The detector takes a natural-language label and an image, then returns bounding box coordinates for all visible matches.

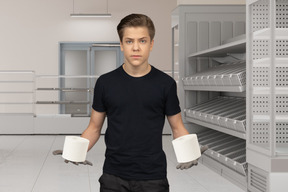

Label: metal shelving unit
[0,71,35,115]
[1,42,121,134]
[172,5,247,190]
[33,75,100,134]
[0,71,35,134]
[246,0,288,191]
[35,75,98,117]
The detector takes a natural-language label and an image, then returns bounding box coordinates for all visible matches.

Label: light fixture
[70,0,111,18]
[70,13,111,18]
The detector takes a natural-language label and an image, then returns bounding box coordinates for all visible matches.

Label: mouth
[131,55,141,58]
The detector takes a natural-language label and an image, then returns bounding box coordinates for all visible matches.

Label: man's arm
[52,109,105,166]
[167,112,189,139]
[167,112,208,169]
[81,109,106,151]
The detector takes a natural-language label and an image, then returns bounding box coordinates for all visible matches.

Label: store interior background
[2,1,288,192]
[0,0,245,135]
[0,0,245,75]
[1,1,262,192]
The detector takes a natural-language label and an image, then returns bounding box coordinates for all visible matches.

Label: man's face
[120,26,154,68]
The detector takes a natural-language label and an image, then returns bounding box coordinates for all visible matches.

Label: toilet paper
[62,136,89,162]
[172,134,201,163]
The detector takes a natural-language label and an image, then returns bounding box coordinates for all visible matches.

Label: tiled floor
[0,135,245,192]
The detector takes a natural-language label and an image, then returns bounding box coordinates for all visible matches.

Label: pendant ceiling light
[70,0,111,18]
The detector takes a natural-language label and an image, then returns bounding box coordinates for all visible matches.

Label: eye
[126,40,133,44]
[140,40,146,44]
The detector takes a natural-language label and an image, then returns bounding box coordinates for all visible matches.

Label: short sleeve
[165,81,181,116]
[92,77,106,112]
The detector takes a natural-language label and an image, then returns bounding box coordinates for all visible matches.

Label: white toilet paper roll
[62,136,89,162]
[172,134,201,163]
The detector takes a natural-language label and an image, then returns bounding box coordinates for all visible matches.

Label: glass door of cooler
[91,44,123,85]
[61,48,89,115]
[59,42,123,116]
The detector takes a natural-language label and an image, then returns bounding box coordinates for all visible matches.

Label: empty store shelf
[197,129,247,176]
[183,61,246,92]
[185,96,246,138]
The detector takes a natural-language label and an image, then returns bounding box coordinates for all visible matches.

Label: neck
[123,63,151,77]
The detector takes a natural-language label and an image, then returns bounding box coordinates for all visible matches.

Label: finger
[81,160,93,166]
[195,145,209,162]
[183,162,194,169]
[192,160,198,166]
[176,162,191,170]
[176,163,186,169]
[72,162,79,166]
[179,164,186,170]
[86,160,93,166]
[64,159,80,166]
[200,145,208,154]
[52,150,63,155]
[177,159,199,170]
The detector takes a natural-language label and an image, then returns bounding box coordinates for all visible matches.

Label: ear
[150,39,154,51]
[120,41,124,51]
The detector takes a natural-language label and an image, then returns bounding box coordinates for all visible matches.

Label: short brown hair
[117,13,155,42]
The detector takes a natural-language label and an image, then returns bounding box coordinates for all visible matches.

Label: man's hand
[52,150,93,166]
[176,145,208,170]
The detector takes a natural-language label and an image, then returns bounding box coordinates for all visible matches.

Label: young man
[56,13,205,192]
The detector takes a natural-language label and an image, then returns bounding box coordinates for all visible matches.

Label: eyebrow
[124,37,148,40]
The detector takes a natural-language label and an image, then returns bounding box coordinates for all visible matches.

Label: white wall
[0,0,177,75]
[177,0,245,5]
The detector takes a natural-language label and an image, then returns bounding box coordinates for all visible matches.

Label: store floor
[0,135,244,192]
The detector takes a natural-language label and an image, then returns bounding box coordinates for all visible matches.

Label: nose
[132,42,140,51]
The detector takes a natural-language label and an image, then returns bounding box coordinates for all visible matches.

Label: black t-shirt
[92,65,181,180]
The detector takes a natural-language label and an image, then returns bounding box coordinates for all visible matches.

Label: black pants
[99,173,169,192]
